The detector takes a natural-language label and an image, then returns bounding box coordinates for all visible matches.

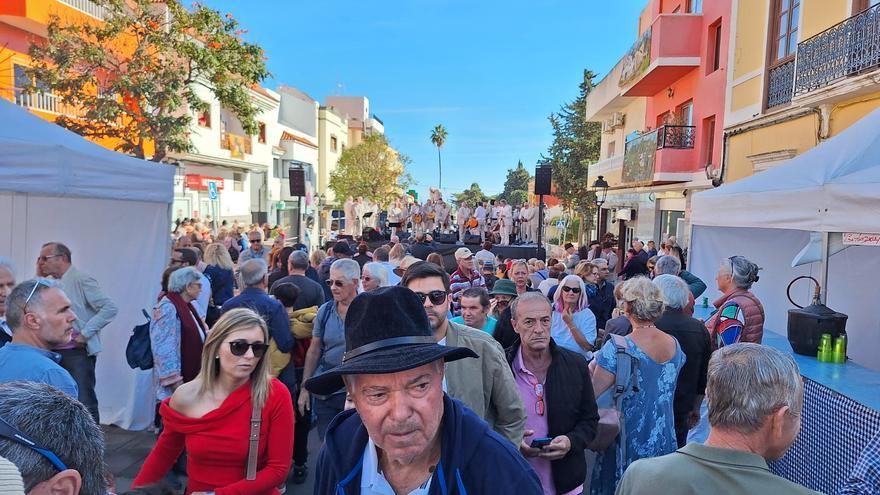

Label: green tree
[452,183,486,207]
[430,124,448,189]
[330,134,412,208]
[499,160,532,203]
[543,69,602,244]
[24,0,269,162]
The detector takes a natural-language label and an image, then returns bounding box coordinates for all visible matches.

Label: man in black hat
[401,262,525,446]
[305,286,542,495]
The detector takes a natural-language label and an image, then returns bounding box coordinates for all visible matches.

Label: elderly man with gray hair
[0,256,16,347]
[653,254,707,299]
[653,274,712,447]
[270,250,326,311]
[0,381,107,495]
[222,259,295,381]
[617,343,820,494]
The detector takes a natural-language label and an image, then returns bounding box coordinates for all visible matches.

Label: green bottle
[832,335,847,364]
[817,333,833,363]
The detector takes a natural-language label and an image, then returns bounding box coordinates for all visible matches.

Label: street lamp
[592,175,610,239]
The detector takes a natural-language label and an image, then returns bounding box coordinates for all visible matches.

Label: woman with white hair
[551,274,597,359]
[705,255,765,348]
[150,267,207,401]
[360,262,389,292]
[589,276,684,495]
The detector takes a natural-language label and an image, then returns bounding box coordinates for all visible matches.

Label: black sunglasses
[0,416,68,471]
[561,286,582,294]
[326,279,348,288]
[250,238,262,243]
[413,290,448,305]
[229,340,269,358]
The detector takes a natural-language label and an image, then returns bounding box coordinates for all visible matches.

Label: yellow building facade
[725,0,880,182]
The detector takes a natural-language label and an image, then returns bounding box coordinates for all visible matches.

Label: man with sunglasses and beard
[401,261,526,446]
[299,258,361,440]
[0,279,79,398]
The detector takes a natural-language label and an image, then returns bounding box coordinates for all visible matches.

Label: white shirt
[0,318,11,338]
[361,436,433,495]
[474,206,486,222]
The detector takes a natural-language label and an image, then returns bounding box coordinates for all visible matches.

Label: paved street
[106,425,318,494]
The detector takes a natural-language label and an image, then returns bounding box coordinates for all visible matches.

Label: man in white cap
[449,248,485,317]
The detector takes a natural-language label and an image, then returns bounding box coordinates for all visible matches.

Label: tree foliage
[330,134,412,208]
[498,160,532,206]
[452,182,487,207]
[25,0,269,162]
[542,69,603,241]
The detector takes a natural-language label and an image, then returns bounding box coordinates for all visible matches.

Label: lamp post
[592,175,610,240]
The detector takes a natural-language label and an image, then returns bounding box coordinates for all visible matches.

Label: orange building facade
[585,0,731,249]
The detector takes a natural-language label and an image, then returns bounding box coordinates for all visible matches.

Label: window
[607,141,616,159]
[13,65,28,104]
[233,172,244,192]
[657,111,672,127]
[330,135,338,152]
[257,122,266,144]
[708,20,723,73]
[689,0,702,13]
[771,0,800,62]
[703,115,716,165]
[677,100,694,126]
[853,0,880,14]
[198,108,211,128]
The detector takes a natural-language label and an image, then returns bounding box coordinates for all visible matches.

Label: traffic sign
[208,181,218,200]
[555,219,566,230]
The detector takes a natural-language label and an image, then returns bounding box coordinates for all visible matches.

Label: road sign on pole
[208,181,218,200]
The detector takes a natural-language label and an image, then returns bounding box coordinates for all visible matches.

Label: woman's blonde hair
[204,242,234,270]
[619,276,665,323]
[388,243,406,262]
[198,308,272,409]
[310,249,327,268]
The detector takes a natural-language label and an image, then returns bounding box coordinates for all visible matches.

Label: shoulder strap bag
[246,400,263,480]
[587,334,638,454]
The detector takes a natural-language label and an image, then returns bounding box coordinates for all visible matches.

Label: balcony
[767,59,796,108]
[57,0,104,19]
[622,125,697,184]
[619,14,703,97]
[585,57,637,122]
[793,3,880,98]
[14,90,83,117]
[221,132,253,158]
[0,0,104,35]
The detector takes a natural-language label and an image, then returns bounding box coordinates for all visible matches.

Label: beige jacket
[445,321,526,445]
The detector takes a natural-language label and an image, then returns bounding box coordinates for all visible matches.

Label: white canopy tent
[690,107,880,371]
[0,98,174,428]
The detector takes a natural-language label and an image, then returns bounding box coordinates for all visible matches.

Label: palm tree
[430,124,448,189]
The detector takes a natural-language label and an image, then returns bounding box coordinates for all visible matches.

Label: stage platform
[358,238,545,273]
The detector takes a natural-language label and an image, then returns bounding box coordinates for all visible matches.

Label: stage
[356,238,545,273]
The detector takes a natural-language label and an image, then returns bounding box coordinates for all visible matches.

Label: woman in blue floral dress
[589,277,685,495]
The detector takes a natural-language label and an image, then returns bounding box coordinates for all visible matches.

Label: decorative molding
[747,149,797,172]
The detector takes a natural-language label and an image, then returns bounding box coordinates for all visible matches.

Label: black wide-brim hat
[304,286,478,396]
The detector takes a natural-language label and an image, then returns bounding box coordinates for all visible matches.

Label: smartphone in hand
[529,437,553,449]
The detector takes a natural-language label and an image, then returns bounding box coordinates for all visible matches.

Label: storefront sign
[185,174,225,191]
[842,232,880,246]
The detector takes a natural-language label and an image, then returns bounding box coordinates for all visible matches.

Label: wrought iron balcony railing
[767,59,796,108]
[794,3,880,96]
[656,125,696,150]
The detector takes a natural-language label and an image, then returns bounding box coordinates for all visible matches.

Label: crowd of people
[0,221,879,495]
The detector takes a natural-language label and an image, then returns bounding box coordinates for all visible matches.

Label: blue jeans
[313,393,346,441]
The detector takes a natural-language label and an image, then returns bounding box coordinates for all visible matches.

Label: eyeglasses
[413,290,448,306]
[250,238,262,243]
[362,276,373,282]
[561,285,582,294]
[533,383,545,416]
[228,340,269,358]
[36,254,62,263]
[0,416,68,471]
[326,279,349,288]
[23,279,52,310]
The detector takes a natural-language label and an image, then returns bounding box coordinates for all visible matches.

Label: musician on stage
[423,199,436,233]
[520,202,536,244]
[388,198,406,237]
[474,200,488,242]
[498,199,512,246]
[410,200,424,236]
[457,201,472,243]
[436,199,452,233]
[343,197,356,235]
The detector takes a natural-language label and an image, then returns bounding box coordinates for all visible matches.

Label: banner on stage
[842,232,880,246]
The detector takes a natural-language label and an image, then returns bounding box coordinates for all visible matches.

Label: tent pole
[819,232,830,304]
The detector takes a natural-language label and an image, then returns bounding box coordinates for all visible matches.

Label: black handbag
[125,309,153,370]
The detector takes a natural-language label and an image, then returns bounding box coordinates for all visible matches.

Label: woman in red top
[133,308,294,495]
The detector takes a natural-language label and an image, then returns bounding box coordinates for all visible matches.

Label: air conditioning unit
[602,119,614,133]
[611,112,626,128]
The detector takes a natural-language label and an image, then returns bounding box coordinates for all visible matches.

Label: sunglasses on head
[0,417,68,472]
[561,286,582,294]
[23,279,52,310]
[413,290,448,306]
[326,279,348,288]
[228,340,269,358]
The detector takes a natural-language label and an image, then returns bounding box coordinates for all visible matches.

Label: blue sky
[205,1,646,199]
